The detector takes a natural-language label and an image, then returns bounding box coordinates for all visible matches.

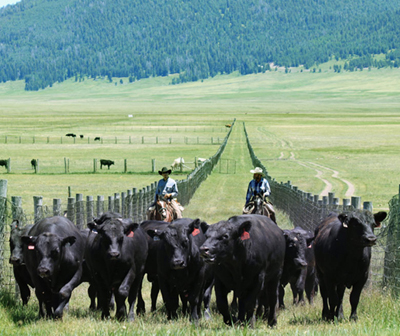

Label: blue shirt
[246,177,271,204]
[155,177,178,202]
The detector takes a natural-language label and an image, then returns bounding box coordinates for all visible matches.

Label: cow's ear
[374,211,387,228]
[200,221,210,233]
[237,221,252,241]
[188,219,201,236]
[338,214,349,228]
[62,236,76,247]
[87,221,97,231]
[125,222,139,235]
[147,229,163,240]
[303,230,315,244]
[21,235,37,246]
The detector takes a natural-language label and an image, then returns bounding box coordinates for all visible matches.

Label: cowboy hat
[158,167,172,175]
[250,167,263,174]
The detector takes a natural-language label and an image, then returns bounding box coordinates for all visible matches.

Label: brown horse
[147,198,175,222]
[243,194,277,224]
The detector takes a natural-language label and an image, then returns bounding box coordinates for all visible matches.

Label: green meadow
[1,68,400,334]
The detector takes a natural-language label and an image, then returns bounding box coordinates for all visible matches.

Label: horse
[147,197,175,222]
[243,194,277,224]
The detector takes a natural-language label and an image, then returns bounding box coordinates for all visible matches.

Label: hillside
[1,0,400,90]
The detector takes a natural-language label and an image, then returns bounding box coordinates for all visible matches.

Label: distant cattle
[65,133,76,138]
[31,159,37,169]
[85,212,148,321]
[197,158,207,165]
[147,218,213,322]
[94,137,101,141]
[200,214,286,327]
[80,135,84,139]
[100,159,114,169]
[9,220,34,305]
[21,216,85,319]
[225,124,231,128]
[279,227,315,308]
[0,159,8,169]
[171,157,184,171]
[314,210,387,321]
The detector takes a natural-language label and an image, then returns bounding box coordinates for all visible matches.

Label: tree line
[1,0,400,90]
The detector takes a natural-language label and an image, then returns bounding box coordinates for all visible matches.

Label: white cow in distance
[171,157,185,170]
[197,158,207,165]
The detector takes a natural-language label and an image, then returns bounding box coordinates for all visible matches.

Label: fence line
[243,122,398,290]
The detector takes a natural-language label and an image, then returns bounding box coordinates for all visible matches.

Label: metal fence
[243,123,398,291]
[0,120,236,294]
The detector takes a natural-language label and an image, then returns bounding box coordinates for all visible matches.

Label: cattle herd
[8,209,386,328]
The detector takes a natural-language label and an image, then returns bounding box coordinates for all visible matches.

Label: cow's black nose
[9,256,21,265]
[38,268,50,278]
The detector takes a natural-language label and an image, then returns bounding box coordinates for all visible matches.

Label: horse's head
[156,199,168,220]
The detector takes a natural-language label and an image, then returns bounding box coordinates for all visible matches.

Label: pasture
[1,68,400,334]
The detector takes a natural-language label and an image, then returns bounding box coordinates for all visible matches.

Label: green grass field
[1,68,400,334]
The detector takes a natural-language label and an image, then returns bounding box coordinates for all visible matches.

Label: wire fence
[0,120,236,295]
[243,122,399,292]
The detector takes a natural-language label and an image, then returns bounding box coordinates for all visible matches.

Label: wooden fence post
[127,189,132,219]
[76,194,84,229]
[7,158,11,173]
[114,193,120,214]
[33,196,43,223]
[363,201,373,212]
[121,192,126,217]
[53,198,62,216]
[0,180,8,290]
[11,196,23,221]
[97,195,104,217]
[67,197,75,223]
[132,188,137,222]
[351,196,361,209]
[124,159,127,173]
[152,159,156,173]
[86,196,94,223]
[108,195,114,212]
[94,159,97,173]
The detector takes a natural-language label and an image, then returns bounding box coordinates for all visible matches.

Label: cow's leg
[326,281,339,321]
[305,272,316,305]
[335,285,346,320]
[278,283,285,308]
[127,272,145,322]
[349,281,365,321]
[215,278,233,325]
[159,277,179,319]
[265,279,279,327]
[114,290,128,321]
[150,279,160,312]
[318,272,330,320]
[136,281,146,315]
[116,268,137,320]
[88,283,97,310]
[14,271,31,305]
[203,278,214,320]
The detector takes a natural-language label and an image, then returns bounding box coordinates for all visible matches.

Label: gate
[219,159,236,174]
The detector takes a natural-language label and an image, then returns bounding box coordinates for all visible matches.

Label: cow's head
[88,217,138,261]
[283,228,312,269]
[200,220,251,264]
[148,221,197,270]
[9,220,25,266]
[338,210,383,247]
[21,232,76,278]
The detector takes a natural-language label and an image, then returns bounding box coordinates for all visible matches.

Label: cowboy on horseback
[148,166,183,219]
[243,167,276,223]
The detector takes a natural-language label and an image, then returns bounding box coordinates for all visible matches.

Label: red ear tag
[28,245,35,250]
[241,231,250,241]
[127,231,134,238]
[192,228,200,236]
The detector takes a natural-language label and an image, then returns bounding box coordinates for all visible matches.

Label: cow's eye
[221,234,229,240]
[51,249,59,258]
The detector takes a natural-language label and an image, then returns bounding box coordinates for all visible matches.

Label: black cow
[31,159,37,169]
[100,159,114,169]
[9,220,34,305]
[65,133,76,137]
[200,214,286,327]
[21,216,85,319]
[279,226,315,308]
[314,210,387,321]
[85,212,148,321]
[136,219,170,314]
[147,218,213,323]
[80,135,84,139]
[94,137,101,141]
[0,159,8,169]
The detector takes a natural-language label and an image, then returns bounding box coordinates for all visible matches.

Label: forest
[1,0,400,90]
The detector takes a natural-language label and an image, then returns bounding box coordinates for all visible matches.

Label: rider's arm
[262,179,271,197]
[245,181,253,204]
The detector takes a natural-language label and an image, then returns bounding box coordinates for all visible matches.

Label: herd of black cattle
[8,209,387,327]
